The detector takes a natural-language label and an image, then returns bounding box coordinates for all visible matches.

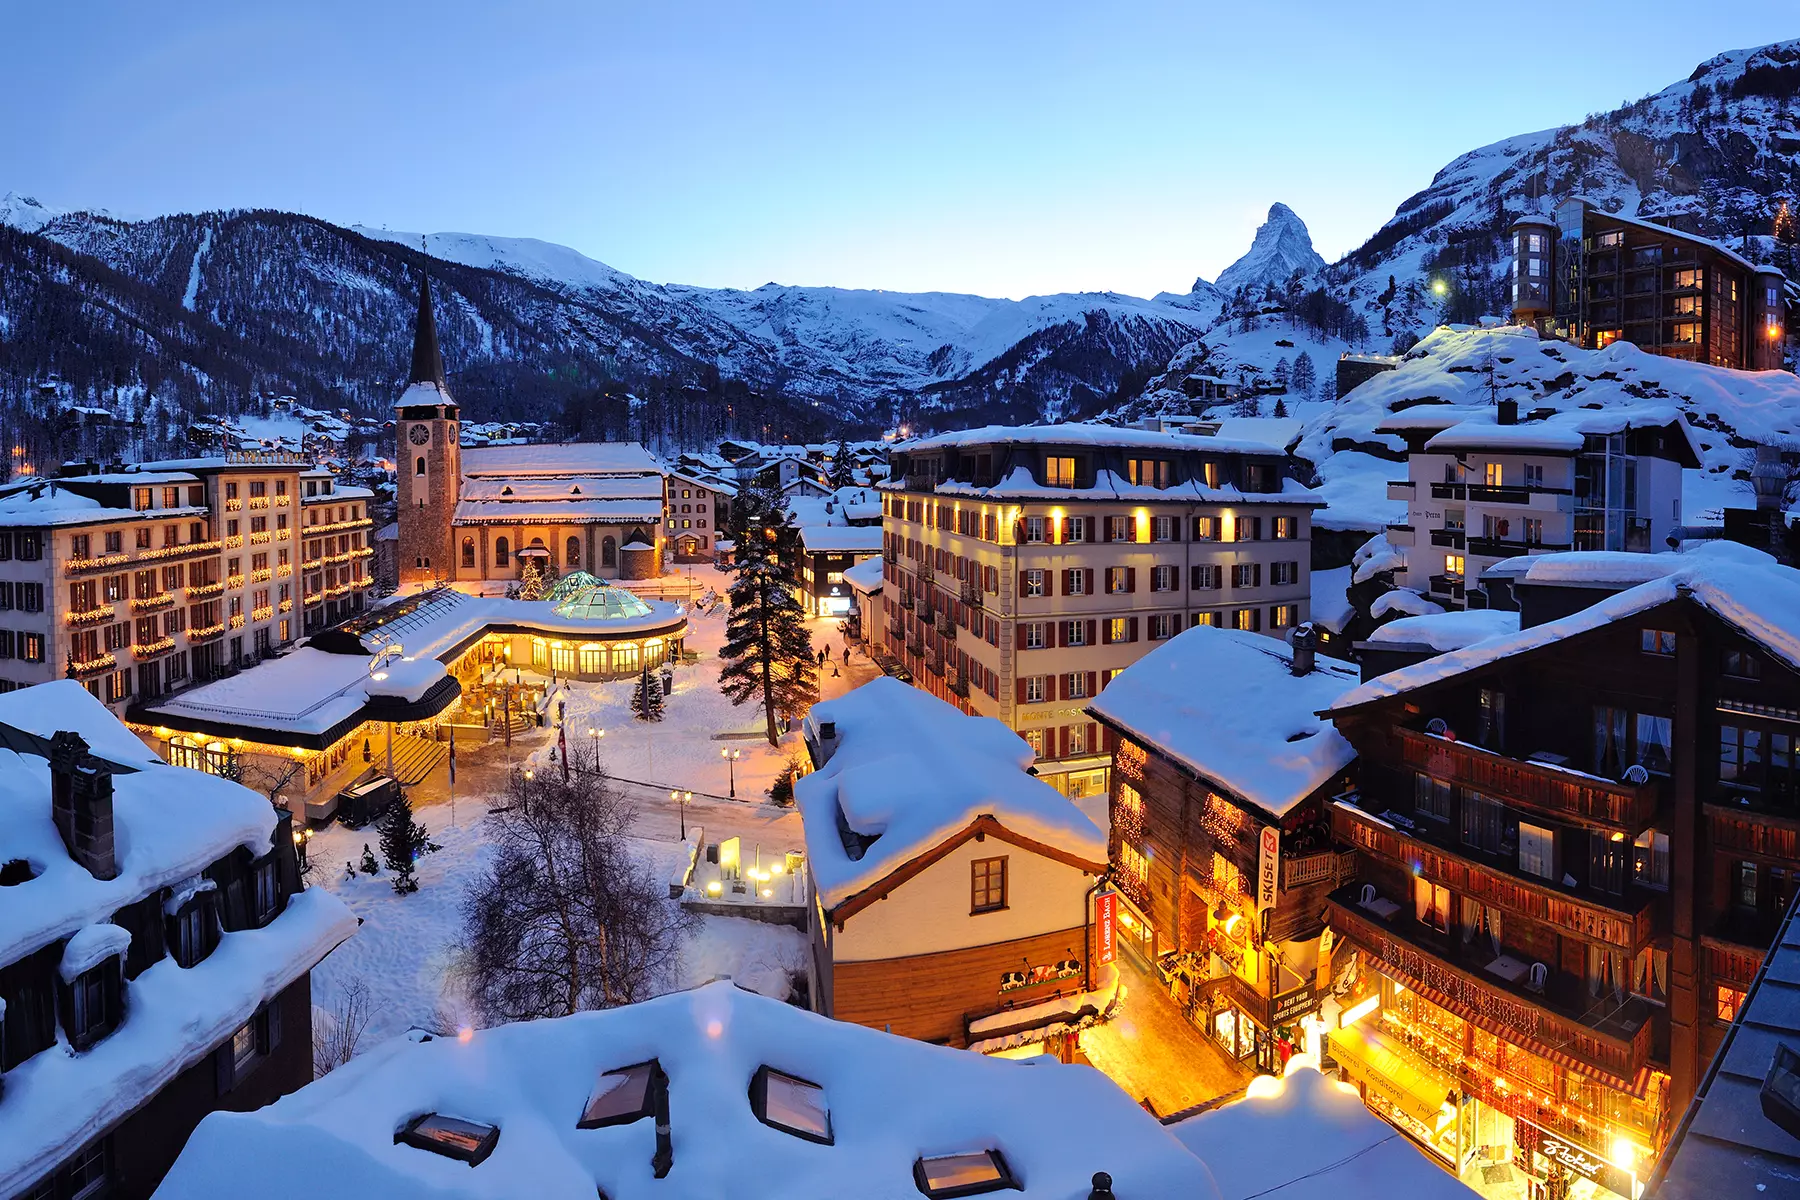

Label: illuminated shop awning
[1328,1022,1451,1129]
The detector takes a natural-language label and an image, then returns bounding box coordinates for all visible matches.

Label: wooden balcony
[1280,847,1356,892]
[1326,889,1654,1086]
[1398,728,1658,833]
[1706,801,1800,862]
[1332,800,1656,953]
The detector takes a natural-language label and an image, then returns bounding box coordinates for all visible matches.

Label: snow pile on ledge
[1089,627,1358,818]
[364,656,448,702]
[156,982,1223,1200]
[57,924,132,982]
[1334,554,1800,712]
[1170,1063,1477,1199]
[797,678,1105,910]
[1370,589,1444,620]
[841,556,884,594]
[1369,609,1519,652]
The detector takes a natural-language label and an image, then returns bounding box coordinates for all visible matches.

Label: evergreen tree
[719,490,817,746]
[1290,352,1316,399]
[518,554,557,601]
[359,843,379,875]
[380,793,429,894]
[630,664,666,722]
[1272,357,1289,387]
[828,438,855,490]
[1272,396,1289,419]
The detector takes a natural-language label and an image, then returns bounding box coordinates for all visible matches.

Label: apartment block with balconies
[1316,551,1800,1188]
[299,467,375,634]
[1380,401,1696,609]
[1512,198,1786,372]
[878,424,1318,798]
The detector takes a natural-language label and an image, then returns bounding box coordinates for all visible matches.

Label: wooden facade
[830,925,1092,1048]
[1327,591,1800,1170]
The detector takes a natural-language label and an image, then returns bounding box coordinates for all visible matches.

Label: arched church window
[461,537,475,569]
[496,537,510,568]
[601,536,617,568]
[566,536,580,567]
[415,456,426,476]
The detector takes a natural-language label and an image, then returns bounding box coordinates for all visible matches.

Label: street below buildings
[1079,954,1253,1118]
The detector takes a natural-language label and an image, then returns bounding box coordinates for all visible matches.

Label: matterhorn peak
[1212,202,1326,295]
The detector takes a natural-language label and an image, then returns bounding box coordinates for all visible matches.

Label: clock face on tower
[408,424,431,446]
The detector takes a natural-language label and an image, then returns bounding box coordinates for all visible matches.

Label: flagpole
[448,724,456,827]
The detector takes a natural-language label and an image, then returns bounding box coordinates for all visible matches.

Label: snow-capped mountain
[1212,203,1327,295]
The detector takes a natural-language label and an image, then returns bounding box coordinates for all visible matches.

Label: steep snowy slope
[1297,324,1800,531]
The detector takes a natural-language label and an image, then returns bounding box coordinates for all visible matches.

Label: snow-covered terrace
[0,683,357,1196]
[797,677,1105,912]
[137,589,686,747]
[1087,626,1360,819]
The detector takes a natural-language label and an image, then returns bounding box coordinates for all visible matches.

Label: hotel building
[878,425,1318,797]
[1317,551,1800,1195]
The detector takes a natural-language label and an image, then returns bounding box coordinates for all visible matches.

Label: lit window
[1718,985,1747,1024]
[394,1113,501,1165]
[1044,457,1076,488]
[749,1066,833,1144]
[914,1149,1019,1198]
[579,1060,662,1128]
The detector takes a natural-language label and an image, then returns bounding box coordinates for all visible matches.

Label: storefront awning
[1328,1022,1451,1129]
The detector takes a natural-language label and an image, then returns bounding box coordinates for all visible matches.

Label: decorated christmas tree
[630,664,666,722]
[379,792,430,894]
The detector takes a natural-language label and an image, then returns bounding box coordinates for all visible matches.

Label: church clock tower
[395,276,462,587]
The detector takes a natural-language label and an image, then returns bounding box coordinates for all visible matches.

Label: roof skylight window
[393,1113,500,1165]
[579,1060,661,1129]
[913,1149,1020,1197]
[749,1065,832,1144]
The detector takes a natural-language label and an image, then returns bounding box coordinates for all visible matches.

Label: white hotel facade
[878,425,1319,798]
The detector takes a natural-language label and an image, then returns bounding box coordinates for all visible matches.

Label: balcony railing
[69,652,116,677]
[63,553,132,576]
[1386,524,1415,547]
[1430,482,1466,500]
[1280,847,1356,892]
[65,606,115,627]
[131,636,177,659]
[1430,528,1465,549]
[1467,484,1532,505]
[1427,574,1465,600]
[1387,480,1415,501]
[934,613,956,639]
[1332,799,1655,952]
[1398,728,1658,831]
[131,593,175,613]
[1466,536,1573,559]
[1326,889,1654,1085]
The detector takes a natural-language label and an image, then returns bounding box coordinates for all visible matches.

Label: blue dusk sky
[5,2,1795,299]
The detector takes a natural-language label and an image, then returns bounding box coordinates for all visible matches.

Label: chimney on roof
[1497,399,1518,426]
[49,731,116,881]
[1290,623,1318,677]
[409,275,446,387]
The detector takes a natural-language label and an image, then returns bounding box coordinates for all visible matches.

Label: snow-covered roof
[1309,565,1354,634]
[1170,1062,1477,1200]
[798,525,883,555]
[394,379,456,412]
[1368,608,1519,652]
[0,483,141,529]
[1333,552,1800,713]
[462,443,663,478]
[665,468,739,497]
[454,498,666,525]
[1570,197,1769,276]
[0,682,357,1196]
[1087,627,1359,818]
[797,678,1105,913]
[841,557,884,595]
[902,421,1288,457]
[157,981,1223,1200]
[1420,403,1700,462]
[1369,589,1445,620]
[140,591,684,744]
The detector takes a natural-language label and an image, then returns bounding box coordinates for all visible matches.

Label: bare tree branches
[313,975,372,1078]
[459,769,695,1025]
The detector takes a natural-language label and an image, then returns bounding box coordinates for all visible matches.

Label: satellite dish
[1426,718,1449,736]
[1623,764,1651,785]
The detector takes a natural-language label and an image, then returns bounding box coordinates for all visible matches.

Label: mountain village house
[1088,624,1361,1075]
[878,424,1319,799]
[1317,546,1800,1194]
[798,677,1114,1056]
[0,682,356,1200]
[1382,402,1697,608]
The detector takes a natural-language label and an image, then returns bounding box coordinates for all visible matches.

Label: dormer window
[250,859,280,926]
[1044,456,1076,488]
[395,1113,501,1165]
[500,486,514,496]
[913,1149,1020,1198]
[569,486,582,495]
[748,1066,832,1144]
[579,1060,662,1128]
[167,879,219,969]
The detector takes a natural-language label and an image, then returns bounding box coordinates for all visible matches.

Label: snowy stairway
[384,736,448,786]
[486,713,534,742]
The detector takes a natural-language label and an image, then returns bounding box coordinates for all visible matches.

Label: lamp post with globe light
[721,746,740,799]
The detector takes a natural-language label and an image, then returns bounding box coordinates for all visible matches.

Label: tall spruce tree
[380,793,429,894]
[718,487,817,746]
[828,439,855,490]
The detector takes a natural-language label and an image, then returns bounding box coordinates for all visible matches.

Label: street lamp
[721,746,740,799]
[588,726,604,771]
[672,789,694,840]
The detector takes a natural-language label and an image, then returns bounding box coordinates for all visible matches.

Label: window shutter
[1128,617,1139,642]
[1087,721,1099,750]
[1016,677,1028,703]
[1126,567,1137,592]
[1057,621,1067,649]
[1060,569,1070,596]
[1084,569,1094,595]
[1086,619,1097,646]
[1059,726,1071,759]
[1086,672,1097,698]
[1015,623,1026,650]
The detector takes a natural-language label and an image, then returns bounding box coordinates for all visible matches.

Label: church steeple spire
[409,274,446,387]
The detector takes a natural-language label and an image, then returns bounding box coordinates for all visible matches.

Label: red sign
[1096,890,1118,966]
